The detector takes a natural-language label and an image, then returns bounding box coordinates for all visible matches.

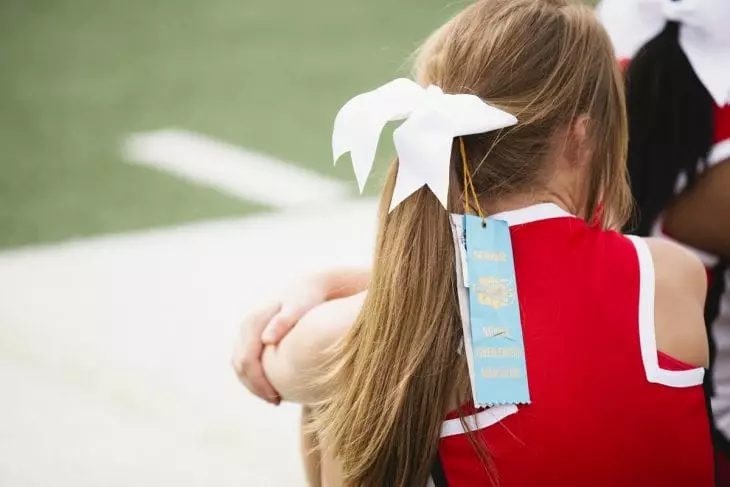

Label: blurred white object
[597,0,730,105]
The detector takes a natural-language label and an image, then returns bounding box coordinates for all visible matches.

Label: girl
[235,0,713,485]
[598,0,730,480]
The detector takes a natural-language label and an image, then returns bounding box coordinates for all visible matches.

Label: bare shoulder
[643,237,709,368]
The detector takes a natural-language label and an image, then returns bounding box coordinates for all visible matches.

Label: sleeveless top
[434,204,713,486]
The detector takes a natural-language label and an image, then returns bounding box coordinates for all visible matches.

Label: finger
[261,300,314,344]
[232,326,263,379]
[232,303,283,404]
[261,312,296,344]
[237,370,281,406]
[246,366,281,405]
[232,313,277,402]
[232,354,281,405]
[248,303,282,337]
[232,303,281,370]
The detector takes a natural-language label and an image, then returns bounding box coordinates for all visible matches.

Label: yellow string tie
[459,137,486,225]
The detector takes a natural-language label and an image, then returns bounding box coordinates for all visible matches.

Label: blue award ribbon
[464,214,531,406]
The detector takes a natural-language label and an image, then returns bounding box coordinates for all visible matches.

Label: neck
[479,161,589,218]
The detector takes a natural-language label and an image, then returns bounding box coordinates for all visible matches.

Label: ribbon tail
[389,163,427,212]
[391,112,454,212]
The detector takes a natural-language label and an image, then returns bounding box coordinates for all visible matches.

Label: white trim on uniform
[709,139,730,167]
[626,236,705,388]
[490,203,574,227]
[440,405,518,438]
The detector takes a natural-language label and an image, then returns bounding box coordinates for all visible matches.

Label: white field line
[123,129,350,209]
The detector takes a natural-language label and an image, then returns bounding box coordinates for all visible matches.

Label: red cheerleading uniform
[434,204,713,487]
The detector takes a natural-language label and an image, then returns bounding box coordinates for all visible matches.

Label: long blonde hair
[312,1,629,485]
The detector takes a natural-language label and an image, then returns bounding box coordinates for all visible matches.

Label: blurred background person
[599,0,730,481]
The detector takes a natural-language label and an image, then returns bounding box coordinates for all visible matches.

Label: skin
[649,237,709,369]
[231,268,370,405]
[301,407,322,487]
[261,292,366,404]
[232,302,282,405]
[664,159,730,260]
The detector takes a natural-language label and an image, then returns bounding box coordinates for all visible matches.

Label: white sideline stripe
[440,405,518,438]
[123,129,350,209]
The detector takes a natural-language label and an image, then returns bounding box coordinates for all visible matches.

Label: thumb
[261,305,305,344]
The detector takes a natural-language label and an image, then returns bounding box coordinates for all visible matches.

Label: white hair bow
[332,78,518,212]
[598,0,730,105]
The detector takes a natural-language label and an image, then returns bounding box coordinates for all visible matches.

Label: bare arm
[233,268,370,405]
[321,268,371,300]
[261,292,366,404]
[261,267,370,343]
[664,159,730,260]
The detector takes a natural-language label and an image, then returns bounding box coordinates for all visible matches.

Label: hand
[232,285,328,404]
[232,303,281,405]
[260,286,329,345]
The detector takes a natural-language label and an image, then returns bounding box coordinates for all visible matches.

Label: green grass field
[0,0,466,249]
[0,0,597,250]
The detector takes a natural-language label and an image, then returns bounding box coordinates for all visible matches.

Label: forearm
[262,292,365,404]
[320,268,371,300]
[665,160,730,260]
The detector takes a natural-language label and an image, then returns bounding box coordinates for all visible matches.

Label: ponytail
[310,164,469,486]
[624,18,714,235]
